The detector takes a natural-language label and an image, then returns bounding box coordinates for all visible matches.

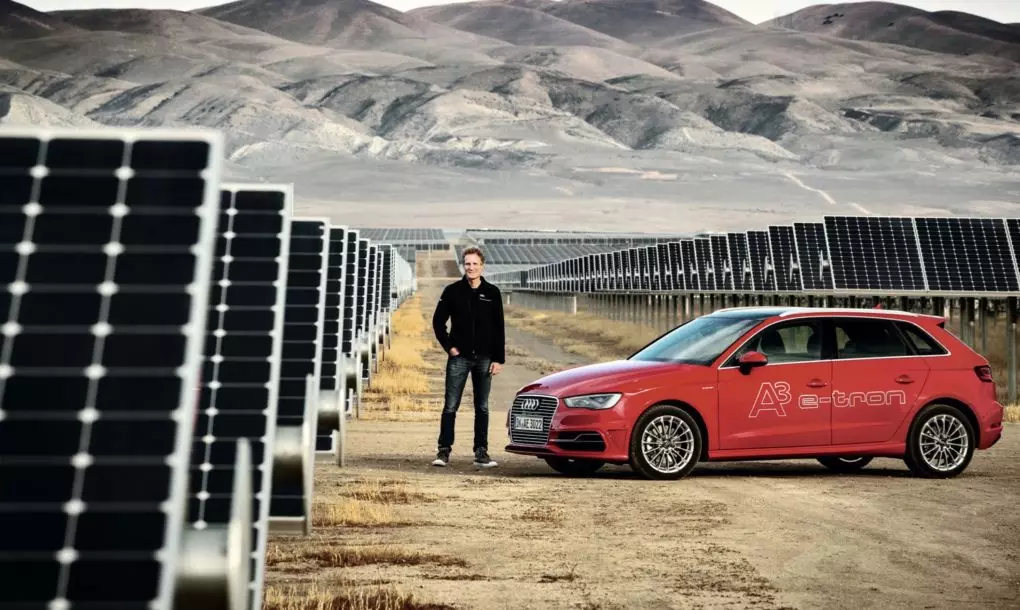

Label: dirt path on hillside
[264,281,1020,610]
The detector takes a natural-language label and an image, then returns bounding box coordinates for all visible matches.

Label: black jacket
[432,276,505,364]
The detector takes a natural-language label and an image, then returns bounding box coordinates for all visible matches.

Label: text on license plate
[513,415,544,431]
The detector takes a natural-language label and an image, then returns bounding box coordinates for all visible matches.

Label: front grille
[509,394,559,446]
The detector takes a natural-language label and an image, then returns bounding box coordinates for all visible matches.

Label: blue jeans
[437,354,492,452]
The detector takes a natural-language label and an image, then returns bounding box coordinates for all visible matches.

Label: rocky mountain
[766,1,1020,62]
[1,0,1018,231]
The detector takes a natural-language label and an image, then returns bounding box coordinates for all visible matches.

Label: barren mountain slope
[539,0,751,46]
[0,0,78,39]
[408,2,635,52]
[767,1,1020,63]
[198,0,511,61]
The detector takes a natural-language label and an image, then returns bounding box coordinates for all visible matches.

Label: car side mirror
[737,351,768,374]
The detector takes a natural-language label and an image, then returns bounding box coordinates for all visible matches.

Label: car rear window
[896,322,948,356]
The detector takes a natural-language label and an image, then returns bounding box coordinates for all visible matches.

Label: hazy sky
[18,0,1020,25]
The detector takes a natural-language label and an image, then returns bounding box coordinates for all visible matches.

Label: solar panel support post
[1009,297,1018,404]
[979,297,989,356]
[268,375,317,536]
[174,439,253,610]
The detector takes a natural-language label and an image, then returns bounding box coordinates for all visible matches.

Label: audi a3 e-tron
[505,307,1004,480]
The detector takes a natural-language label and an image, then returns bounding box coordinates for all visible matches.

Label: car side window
[834,318,909,359]
[730,320,823,364]
[896,322,948,356]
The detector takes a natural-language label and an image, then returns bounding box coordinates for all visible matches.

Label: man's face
[464,253,483,279]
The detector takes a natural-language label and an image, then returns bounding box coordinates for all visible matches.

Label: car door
[829,317,930,445]
[717,318,832,450]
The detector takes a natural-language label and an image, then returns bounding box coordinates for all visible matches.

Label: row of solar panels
[357,227,445,243]
[456,243,624,265]
[462,229,684,246]
[486,217,1020,296]
[0,126,417,610]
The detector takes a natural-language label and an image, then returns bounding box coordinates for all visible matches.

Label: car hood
[517,359,712,397]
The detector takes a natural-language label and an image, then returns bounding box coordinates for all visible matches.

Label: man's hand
[449,347,460,357]
[489,362,503,376]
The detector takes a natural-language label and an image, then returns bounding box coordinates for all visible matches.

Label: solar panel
[655,244,671,291]
[793,222,833,291]
[709,235,732,291]
[725,233,751,292]
[668,242,685,291]
[364,244,380,380]
[768,225,801,292]
[746,230,774,291]
[341,230,360,417]
[188,182,291,610]
[354,238,369,386]
[315,225,347,457]
[694,237,715,292]
[636,247,649,290]
[612,251,622,290]
[681,240,698,291]
[824,216,926,292]
[915,218,1019,293]
[0,127,257,609]
[271,216,329,536]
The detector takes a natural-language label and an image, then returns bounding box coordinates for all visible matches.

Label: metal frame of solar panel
[190,182,293,610]
[654,244,670,291]
[915,217,1019,294]
[724,233,750,292]
[694,237,716,292]
[793,222,832,292]
[824,215,927,292]
[314,224,346,460]
[0,127,256,610]
[271,216,328,537]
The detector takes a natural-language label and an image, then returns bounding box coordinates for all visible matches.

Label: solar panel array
[0,126,418,610]
[487,216,1020,298]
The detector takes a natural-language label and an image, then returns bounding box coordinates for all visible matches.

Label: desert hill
[767,1,1020,62]
[0,0,1017,231]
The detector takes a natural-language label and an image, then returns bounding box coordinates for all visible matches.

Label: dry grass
[505,306,658,362]
[263,584,454,610]
[1005,405,1020,423]
[334,477,436,505]
[267,545,466,569]
[360,295,441,418]
[514,505,565,523]
[311,499,417,529]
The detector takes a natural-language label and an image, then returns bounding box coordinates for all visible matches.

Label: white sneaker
[432,448,450,467]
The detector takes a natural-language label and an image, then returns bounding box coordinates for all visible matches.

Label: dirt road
[264,278,1020,610]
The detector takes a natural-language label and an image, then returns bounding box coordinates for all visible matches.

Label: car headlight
[563,393,622,410]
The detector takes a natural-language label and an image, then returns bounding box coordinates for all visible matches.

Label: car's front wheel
[904,403,976,478]
[817,456,873,472]
[629,404,702,480]
[543,457,605,476]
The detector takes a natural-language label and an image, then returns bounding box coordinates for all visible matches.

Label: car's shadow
[340,454,916,480]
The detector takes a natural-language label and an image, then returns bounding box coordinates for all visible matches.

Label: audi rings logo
[520,398,541,411]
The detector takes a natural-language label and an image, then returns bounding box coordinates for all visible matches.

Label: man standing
[431,246,505,468]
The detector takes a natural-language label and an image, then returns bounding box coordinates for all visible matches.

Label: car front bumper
[505,396,631,463]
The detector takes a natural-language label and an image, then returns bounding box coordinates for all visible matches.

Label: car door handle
[806,379,828,388]
[895,375,915,384]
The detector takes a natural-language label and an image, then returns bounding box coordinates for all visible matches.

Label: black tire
[817,456,873,472]
[904,403,976,479]
[543,457,605,476]
[628,404,702,480]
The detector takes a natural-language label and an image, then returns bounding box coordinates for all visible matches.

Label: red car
[505,307,1004,479]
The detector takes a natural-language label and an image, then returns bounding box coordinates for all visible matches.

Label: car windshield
[630,315,765,365]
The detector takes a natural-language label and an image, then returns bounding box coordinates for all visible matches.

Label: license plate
[513,415,544,432]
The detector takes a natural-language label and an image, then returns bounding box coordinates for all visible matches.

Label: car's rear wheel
[543,457,604,476]
[904,403,975,478]
[629,404,702,480]
[817,456,873,472]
